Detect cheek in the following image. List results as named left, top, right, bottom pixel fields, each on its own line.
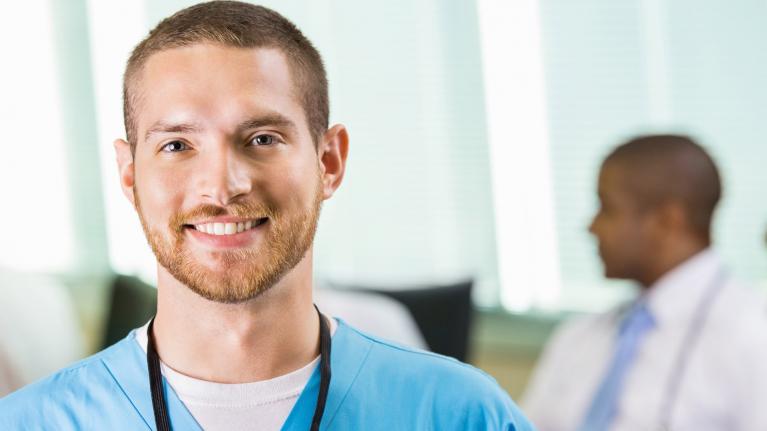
left=616, top=222, right=641, bottom=246
left=600, top=216, right=635, bottom=250
left=615, top=219, right=652, bottom=259
left=260, top=153, right=319, bottom=208
left=135, top=164, right=187, bottom=223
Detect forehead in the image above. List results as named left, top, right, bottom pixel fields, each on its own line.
left=598, top=161, right=633, bottom=197
left=133, top=44, right=306, bottom=138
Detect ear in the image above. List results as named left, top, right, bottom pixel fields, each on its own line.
left=318, top=124, right=349, bottom=200
left=654, top=201, right=687, bottom=233
left=669, top=202, right=687, bottom=227
left=114, top=138, right=136, bottom=207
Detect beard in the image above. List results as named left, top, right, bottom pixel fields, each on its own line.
left=134, top=182, right=323, bottom=304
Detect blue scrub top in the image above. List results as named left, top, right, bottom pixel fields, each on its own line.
left=0, top=319, right=535, bottom=430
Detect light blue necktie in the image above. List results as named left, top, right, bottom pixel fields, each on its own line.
left=577, top=302, right=656, bottom=431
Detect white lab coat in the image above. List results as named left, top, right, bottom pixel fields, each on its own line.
left=523, top=249, right=767, bottom=431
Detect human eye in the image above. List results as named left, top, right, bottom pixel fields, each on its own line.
left=248, top=133, right=278, bottom=147
left=160, top=140, right=189, bottom=153
left=599, top=201, right=613, bottom=215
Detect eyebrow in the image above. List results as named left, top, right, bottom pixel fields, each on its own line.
left=144, top=121, right=203, bottom=142
left=143, top=113, right=298, bottom=143
left=234, top=113, right=297, bottom=135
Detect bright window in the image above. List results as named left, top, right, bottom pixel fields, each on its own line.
left=0, top=0, right=75, bottom=273
left=481, top=0, right=767, bottom=312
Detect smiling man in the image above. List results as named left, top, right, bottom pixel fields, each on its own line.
left=0, top=2, right=533, bottom=430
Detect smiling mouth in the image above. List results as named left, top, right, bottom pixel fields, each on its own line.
left=184, top=218, right=269, bottom=236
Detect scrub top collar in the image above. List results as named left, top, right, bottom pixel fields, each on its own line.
left=101, top=318, right=368, bottom=431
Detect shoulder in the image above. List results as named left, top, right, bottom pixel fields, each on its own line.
left=700, top=279, right=767, bottom=363
left=713, top=278, right=766, bottom=324
left=342, top=320, right=498, bottom=390
left=702, top=279, right=767, bottom=347
left=337, top=321, right=534, bottom=430
left=0, top=336, right=136, bottom=429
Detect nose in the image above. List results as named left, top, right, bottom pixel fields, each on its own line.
left=588, top=215, right=598, bottom=235
left=197, top=143, right=252, bottom=206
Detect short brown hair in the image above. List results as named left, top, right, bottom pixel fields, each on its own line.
left=123, top=1, right=328, bottom=153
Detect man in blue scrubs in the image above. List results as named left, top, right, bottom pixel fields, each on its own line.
left=0, top=2, right=533, bottom=429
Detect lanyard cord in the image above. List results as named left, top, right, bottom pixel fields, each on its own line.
left=658, top=269, right=727, bottom=430
left=147, top=317, right=171, bottom=431
left=146, top=305, right=332, bottom=431
left=311, top=305, right=332, bottom=431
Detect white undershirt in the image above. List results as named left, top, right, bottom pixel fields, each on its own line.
left=135, top=318, right=337, bottom=431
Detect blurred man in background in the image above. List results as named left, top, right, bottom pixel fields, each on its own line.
left=523, top=135, right=767, bottom=430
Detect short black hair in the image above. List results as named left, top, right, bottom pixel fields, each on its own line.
left=604, top=134, right=721, bottom=238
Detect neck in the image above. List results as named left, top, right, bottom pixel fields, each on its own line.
left=152, top=255, right=319, bottom=383
left=638, top=238, right=709, bottom=289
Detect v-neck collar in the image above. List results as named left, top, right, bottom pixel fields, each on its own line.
left=280, top=320, right=372, bottom=430
left=101, top=319, right=372, bottom=431
left=101, top=331, right=202, bottom=431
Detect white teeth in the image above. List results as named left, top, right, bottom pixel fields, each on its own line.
left=194, top=220, right=262, bottom=236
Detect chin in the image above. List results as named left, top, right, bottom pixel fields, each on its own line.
left=185, top=271, right=275, bottom=304
left=601, top=263, right=622, bottom=280
left=603, top=267, right=632, bottom=281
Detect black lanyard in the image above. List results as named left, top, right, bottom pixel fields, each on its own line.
left=146, top=305, right=332, bottom=431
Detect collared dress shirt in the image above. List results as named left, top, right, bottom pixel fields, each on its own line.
left=523, top=249, right=767, bottom=431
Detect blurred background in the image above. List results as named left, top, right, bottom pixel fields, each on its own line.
left=1, top=0, right=766, bottom=399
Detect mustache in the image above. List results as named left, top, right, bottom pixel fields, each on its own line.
left=169, top=202, right=277, bottom=230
